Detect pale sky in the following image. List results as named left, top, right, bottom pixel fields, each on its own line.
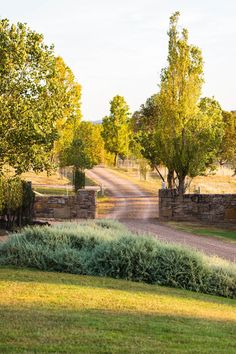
left=1, top=0, right=236, bottom=120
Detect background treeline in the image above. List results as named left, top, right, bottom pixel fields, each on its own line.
left=100, top=13, right=236, bottom=195
left=1, top=13, right=236, bottom=197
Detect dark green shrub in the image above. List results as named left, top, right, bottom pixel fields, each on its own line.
left=0, top=177, right=35, bottom=229
left=73, top=168, right=85, bottom=192
left=21, top=181, right=35, bottom=224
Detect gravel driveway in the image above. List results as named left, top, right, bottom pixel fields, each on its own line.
left=87, top=166, right=236, bottom=262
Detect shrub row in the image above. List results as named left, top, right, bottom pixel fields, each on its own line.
left=0, top=219, right=235, bottom=298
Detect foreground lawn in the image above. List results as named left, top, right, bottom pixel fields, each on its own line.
left=0, top=268, right=236, bottom=353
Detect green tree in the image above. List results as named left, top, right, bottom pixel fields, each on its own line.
left=219, top=110, right=236, bottom=168
left=158, top=12, right=205, bottom=193
left=0, top=19, right=81, bottom=174
left=131, top=95, right=169, bottom=184
left=53, top=57, right=82, bottom=157
left=134, top=12, right=223, bottom=194
left=101, top=95, right=130, bottom=166
left=60, top=121, right=104, bottom=169
left=60, top=121, right=104, bottom=189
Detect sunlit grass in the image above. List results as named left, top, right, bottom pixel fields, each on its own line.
left=21, top=170, right=70, bottom=185
left=111, top=166, right=236, bottom=195
left=189, top=174, right=236, bottom=194
left=109, top=167, right=162, bottom=194
left=33, top=175, right=98, bottom=196
left=0, top=267, right=236, bottom=353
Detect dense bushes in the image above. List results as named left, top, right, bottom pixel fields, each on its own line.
left=0, top=220, right=236, bottom=298
left=73, top=168, right=85, bottom=192
left=0, top=177, right=35, bottom=229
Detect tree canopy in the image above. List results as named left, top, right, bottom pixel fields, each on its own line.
left=0, top=19, right=81, bottom=174
left=219, top=110, right=236, bottom=168
left=101, top=95, right=130, bottom=165
left=53, top=56, right=82, bottom=157
left=132, top=12, right=224, bottom=194
left=60, top=121, right=104, bottom=170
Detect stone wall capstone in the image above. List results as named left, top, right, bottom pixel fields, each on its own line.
left=159, top=189, right=236, bottom=223
left=34, top=189, right=96, bottom=219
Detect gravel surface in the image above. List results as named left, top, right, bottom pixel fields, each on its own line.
left=87, top=166, right=236, bottom=262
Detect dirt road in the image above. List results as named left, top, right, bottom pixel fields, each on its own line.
left=87, top=167, right=158, bottom=219
left=87, top=166, right=236, bottom=262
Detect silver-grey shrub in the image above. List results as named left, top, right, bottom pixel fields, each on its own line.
left=0, top=220, right=235, bottom=298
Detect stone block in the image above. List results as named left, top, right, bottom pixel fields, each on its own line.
left=225, top=208, right=236, bottom=220
left=54, top=207, right=71, bottom=219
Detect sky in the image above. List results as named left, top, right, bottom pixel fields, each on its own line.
left=1, top=0, right=236, bottom=121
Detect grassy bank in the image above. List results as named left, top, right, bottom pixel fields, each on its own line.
left=0, top=267, right=236, bottom=353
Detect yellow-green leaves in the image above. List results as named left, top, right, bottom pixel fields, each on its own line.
left=0, top=20, right=81, bottom=174
left=101, top=95, right=131, bottom=165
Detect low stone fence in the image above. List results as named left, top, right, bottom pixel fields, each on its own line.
left=34, top=190, right=96, bottom=219
left=159, top=189, right=236, bottom=223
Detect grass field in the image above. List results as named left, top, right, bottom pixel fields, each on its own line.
left=32, top=175, right=98, bottom=196
left=109, top=167, right=162, bottom=194
left=168, top=222, right=236, bottom=242
left=21, top=171, right=70, bottom=185
left=112, top=165, right=236, bottom=195
left=0, top=267, right=236, bottom=353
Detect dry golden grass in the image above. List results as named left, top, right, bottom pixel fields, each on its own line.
left=188, top=175, right=236, bottom=194
left=109, top=167, right=162, bottom=194
left=112, top=166, right=236, bottom=194
left=21, top=171, right=70, bottom=185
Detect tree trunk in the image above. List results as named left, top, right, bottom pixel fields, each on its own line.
left=167, top=169, right=174, bottom=189
left=114, top=154, right=118, bottom=166
left=178, top=175, right=186, bottom=196
left=154, top=165, right=165, bottom=182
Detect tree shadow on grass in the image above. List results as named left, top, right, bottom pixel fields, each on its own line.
left=0, top=266, right=236, bottom=308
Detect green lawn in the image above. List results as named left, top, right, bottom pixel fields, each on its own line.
left=0, top=268, right=236, bottom=353
left=168, top=222, right=236, bottom=242
left=194, top=228, right=236, bottom=241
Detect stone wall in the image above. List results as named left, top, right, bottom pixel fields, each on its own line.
left=34, top=189, right=96, bottom=219
left=159, top=189, right=236, bottom=223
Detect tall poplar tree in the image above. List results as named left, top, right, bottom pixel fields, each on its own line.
left=133, top=12, right=223, bottom=194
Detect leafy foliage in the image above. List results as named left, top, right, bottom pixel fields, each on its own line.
left=1, top=220, right=236, bottom=298
left=59, top=121, right=104, bottom=191
left=73, top=168, right=85, bottom=191
left=219, top=110, right=236, bottom=167
left=60, top=122, right=104, bottom=170
left=102, top=95, right=131, bottom=165
left=132, top=12, right=223, bottom=193
left=0, top=177, right=34, bottom=229
left=0, top=20, right=81, bottom=174
left=53, top=57, right=82, bottom=157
